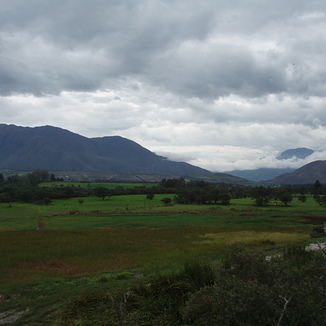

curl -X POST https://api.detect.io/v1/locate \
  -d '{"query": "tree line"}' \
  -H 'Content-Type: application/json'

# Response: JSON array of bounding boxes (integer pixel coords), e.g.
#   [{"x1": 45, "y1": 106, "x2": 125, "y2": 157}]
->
[{"x1": 1, "y1": 172, "x2": 326, "y2": 207}]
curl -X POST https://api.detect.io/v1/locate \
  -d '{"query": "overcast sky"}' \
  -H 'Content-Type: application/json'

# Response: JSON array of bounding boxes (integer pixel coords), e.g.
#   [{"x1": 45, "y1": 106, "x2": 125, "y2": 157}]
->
[{"x1": 1, "y1": 0, "x2": 326, "y2": 172}]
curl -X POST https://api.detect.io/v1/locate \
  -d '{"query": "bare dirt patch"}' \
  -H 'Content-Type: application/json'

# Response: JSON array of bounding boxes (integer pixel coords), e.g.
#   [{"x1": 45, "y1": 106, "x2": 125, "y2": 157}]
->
[{"x1": 0, "y1": 308, "x2": 29, "y2": 324}]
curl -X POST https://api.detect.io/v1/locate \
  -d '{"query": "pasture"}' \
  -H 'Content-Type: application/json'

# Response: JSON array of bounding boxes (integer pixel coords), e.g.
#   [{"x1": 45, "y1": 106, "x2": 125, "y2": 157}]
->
[{"x1": 0, "y1": 191, "x2": 325, "y2": 325}]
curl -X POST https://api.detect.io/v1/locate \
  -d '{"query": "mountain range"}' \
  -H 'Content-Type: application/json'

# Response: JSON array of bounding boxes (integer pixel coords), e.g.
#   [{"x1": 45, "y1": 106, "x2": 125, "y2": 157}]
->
[
  {"x1": 0, "y1": 124, "x2": 211, "y2": 177},
  {"x1": 224, "y1": 168, "x2": 295, "y2": 182},
  {"x1": 226, "y1": 147, "x2": 316, "y2": 182},
  {"x1": 0, "y1": 124, "x2": 325, "y2": 185}
]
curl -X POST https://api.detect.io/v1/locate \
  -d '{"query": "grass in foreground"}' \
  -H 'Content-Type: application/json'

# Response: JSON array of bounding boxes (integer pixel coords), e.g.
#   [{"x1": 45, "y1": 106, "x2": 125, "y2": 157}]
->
[{"x1": 0, "y1": 194, "x2": 325, "y2": 325}]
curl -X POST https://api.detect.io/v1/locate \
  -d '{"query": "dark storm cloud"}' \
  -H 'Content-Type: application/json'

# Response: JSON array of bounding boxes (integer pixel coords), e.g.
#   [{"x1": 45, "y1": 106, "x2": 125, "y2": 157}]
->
[
  {"x1": 0, "y1": 0, "x2": 324, "y2": 100},
  {"x1": 0, "y1": 0, "x2": 218, "y2": 95},
  {"x1": 0, "y1": 0, "x2": 325, "y2": 101},
  {"x1": 0, "y1": 1, "x2": 316, "y2": 97},
  {"x1": 147, "y1": 41, "x2": 288, "y2": 99}
]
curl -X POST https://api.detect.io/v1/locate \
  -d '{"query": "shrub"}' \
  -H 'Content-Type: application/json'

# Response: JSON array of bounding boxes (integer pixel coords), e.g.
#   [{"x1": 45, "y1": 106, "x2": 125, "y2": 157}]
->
[
  {"x1": 183, "y1": 260, "x2": 215, "y2": 289},
  {"x1": 59, "y1": 292, "x2": 114, "y2": 326},
  {"x1": 183, "y1": 279, "x2": 275, "y2": 326},
  {"x1": 183, "y1": 245, "x2": 326, "y2": 326},
  {"x1": 161, "y1": 197, "x2": 172, "y2": 205},
  {"x1": 127, "y1": 261, "x2": 215, "y2": 325},
  {"x1": 221, "y1": 244, "x2": 274, "y2": 285}
]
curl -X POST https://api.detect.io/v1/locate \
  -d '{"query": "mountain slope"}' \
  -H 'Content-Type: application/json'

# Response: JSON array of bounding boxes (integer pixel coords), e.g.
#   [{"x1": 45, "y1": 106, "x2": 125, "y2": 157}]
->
[
  {"x1": 225, "y1": 168, "x2": 295, "y2": 182},
  {"x1": 0, "y1": 124, "x2": 211, "y2": 176},
  {"x1": 271, "y1": 160, "x2": 326, "y2": 184},
  {"x1": 225, "y1": 147, "x2": 314, "y2": 181}
]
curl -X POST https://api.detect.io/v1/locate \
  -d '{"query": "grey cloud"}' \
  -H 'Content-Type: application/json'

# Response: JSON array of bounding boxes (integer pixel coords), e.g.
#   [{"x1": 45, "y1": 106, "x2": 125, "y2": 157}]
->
[
  {"x1": 148, "y1": 42, "x2": 288, "y2": 99},
  {"x1": 0, "y1": 0, "x2": 325, "y2": 101},
  {"x1": 0, "y1": 0, "x2": 218, "y2": 95}
]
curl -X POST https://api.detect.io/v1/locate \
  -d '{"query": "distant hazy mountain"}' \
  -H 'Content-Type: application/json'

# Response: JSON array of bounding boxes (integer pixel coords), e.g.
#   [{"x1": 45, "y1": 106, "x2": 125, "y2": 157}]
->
[
  {"x1": 0, "y1": 124, "x2": 211, "y2": 176},
  {"x1": 225, "y1": 168, "x2": 295, "y2": 182},
  {"x1": 276, "y1": 147, "x2": 314, "y2": 160},
  {"x1": 271, "y1": 160, "x2": 326, "y2": 185},
  {"x1": 225, "y1": 147, "x2": 315, "y2": 182}
]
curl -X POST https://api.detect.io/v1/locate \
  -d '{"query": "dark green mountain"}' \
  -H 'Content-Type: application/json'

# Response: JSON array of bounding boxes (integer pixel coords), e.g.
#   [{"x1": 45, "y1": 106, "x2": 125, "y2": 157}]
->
[
  {"x1": 0, "y1": 124, "x2": 211, "y2": 176},
  {"x1": 271, "y1": 160, "x2": 326, "y2": 185}
]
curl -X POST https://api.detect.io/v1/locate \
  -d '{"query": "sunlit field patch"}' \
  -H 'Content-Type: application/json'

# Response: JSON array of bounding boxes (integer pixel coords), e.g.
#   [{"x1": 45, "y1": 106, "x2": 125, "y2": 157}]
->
[{"x1": 195, "y1": 231, "x2": 309, "y2": 248}]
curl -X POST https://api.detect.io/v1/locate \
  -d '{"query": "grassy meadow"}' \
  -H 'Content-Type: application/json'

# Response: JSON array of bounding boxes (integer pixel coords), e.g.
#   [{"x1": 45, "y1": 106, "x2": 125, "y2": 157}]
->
[{"x1": 0, "y1": 187, "x2": 325, "y2": 325}]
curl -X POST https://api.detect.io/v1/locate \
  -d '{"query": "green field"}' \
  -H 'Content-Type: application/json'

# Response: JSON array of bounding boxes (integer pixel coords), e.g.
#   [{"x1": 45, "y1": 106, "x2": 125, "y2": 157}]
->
[{"x1": 0, "y1": 192, "x2": 325, "y2": 325}]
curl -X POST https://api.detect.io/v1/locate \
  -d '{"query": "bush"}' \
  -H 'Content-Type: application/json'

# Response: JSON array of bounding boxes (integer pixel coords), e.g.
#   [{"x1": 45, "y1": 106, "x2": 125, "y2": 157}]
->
[
  {"x1": 126, "y1": 261, "x2": 215, "y2": 325},
  {"x1": 59, "y1": 246, "x2": 326, "y2": 325},
  {"x1": 221, "y1": 244, "x2": 274, "y2": 285},
  {"x1": 183, "y1": 245, "x2": 326, "y2": 326},
  {"x1": 59, "y1": 292, "x2": 114, "y2": 325},
  {"x1": 183, "y1": 279, "x2": 275, "y2": 325},
  {"x1": 161, "y1": 197, "x2": 172, "y2": 205}
]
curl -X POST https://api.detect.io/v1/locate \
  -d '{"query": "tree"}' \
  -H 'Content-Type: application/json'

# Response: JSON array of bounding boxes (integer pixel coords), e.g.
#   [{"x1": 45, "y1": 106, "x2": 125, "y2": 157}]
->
[
  {"x1": 161, "y1": 197, "x2": 172, "y2": 205},
  {"x1": 93, "y1": 186, "x2": 110, "y2": 200},
  {"x1": 24, "y1": 170, "x2": 50, "y2": 186},
  {"x1": 298, "y1": 194, "x2": 307, "y2": 202},
  {"x1": 0, "y1": 173, "x2": 4, "y2": 183},
  {"x1": 160, "y1": 178, "x2": 185, "y2": 189},
  {"x1": 0, "y1": 193, "x2": 12, "y2": 207},
  {"x1": 314, "y1": 195, "x2": 326, "y2": 206},
  {"x1": 146, "y1": 193, "x2": 154, "y2": 200},
  {"x1": 209, "y1": 188, "x2": 220, "y2": 204},
  {"x1": 276, "y1": 190, "x2": 293, "y2": 206},
  {"x1": 219, "y1": 191, "x2": 231, "y2": 205},
  {"x1": 251, "y1": 186, "x2": 271, "y2": 206}
]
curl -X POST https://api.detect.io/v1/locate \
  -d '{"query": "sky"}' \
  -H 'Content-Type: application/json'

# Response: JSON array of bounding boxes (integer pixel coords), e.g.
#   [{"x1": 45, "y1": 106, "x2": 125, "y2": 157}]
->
[{"x1": 1, "y1": 0, "x2": 326, "y2": 172}]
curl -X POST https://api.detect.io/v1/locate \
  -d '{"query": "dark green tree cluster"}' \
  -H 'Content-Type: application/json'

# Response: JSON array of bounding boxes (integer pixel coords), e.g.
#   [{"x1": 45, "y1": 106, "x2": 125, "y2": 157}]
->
[
  {"x1": 159, "y1": 177, "x2": 186, "y2": 189},
  {"x1": 250, "y1": 186, "x2": 293, "y2": 207},
  {"x1": 4, "y1": 170, "x2": 51, "y2": 186},
  {"x1": 0, "y1": 184, "x2": 91, "y2": 205},
  {"x1": 311, "y1": 181, "x2": 326, "y2": 206},
  {"x1": 0, "y1": 171, "x2": 90, "y2": 204},
  {"x1": 93, "y1": 186, "x2": 111, "y2": 200},
  {"x1": 174, "y1": 187, "x2": 231, "y2": 205},
  {"x1": 168, "y1": 180, "x2": 231, "y2": 205}
]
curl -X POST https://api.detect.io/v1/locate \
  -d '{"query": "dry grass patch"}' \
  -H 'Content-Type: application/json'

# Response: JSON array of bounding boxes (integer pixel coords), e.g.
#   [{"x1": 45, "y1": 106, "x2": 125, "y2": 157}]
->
[{"x1": 195, "y1": 231, "x2": 309, "y2": 248}]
